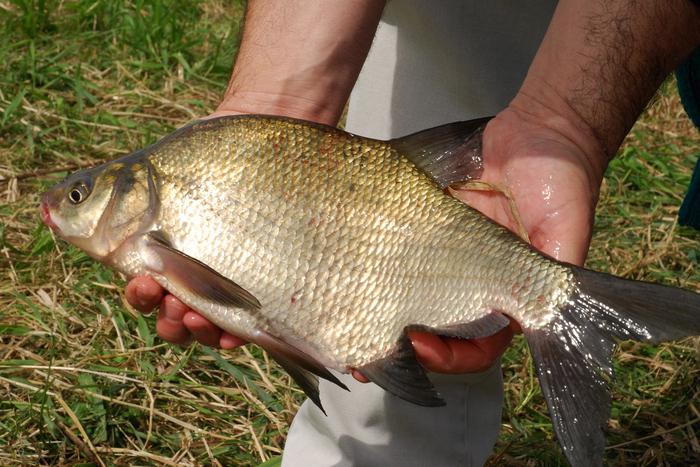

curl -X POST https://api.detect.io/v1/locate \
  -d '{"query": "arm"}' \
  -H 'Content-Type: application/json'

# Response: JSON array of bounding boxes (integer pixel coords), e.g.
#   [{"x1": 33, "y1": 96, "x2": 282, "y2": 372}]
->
[
  {"x1": 522, "y1": 0, "x2": 700, "y2": 164},
  {"x1": 455, "y1": 0, "x2": 700, "y2": 268},
  {"x1": 214, "y1": 0, "x2": 385, "y2": 124},
  {"x1": 417, "y1": 1, "x2": 700, "y2": 373}
]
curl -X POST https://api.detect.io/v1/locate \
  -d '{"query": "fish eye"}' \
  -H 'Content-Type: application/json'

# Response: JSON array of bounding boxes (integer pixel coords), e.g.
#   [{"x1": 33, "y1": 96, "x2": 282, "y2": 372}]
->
[{"x1": 68, "y1": 183, "x2": 90, "y2": 204}]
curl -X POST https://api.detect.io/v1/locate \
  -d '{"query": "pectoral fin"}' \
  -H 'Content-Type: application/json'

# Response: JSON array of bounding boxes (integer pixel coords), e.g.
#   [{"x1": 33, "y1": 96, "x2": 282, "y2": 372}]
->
[{"x1": 146, "y1": 231, "x2": 261, "y2": 310}]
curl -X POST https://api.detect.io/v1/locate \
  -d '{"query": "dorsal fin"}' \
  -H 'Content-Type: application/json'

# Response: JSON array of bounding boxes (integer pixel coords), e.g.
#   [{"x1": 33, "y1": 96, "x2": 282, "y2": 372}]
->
[{"x1": 390, "y1": 117, "x2": 492, "y2": 188}]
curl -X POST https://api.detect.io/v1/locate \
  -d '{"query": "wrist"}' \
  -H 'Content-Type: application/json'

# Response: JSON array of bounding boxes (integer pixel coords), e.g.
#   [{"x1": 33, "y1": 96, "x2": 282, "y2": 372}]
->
[
  {"x1": 216, "y1": 89, "x2": 344, "y2": 126},
  {"x1": 215, "y1": 0, "x2": 385, "y2": 127},
  {"x1": 507, "y1": 85, "x2": 609, "y2": 186}
]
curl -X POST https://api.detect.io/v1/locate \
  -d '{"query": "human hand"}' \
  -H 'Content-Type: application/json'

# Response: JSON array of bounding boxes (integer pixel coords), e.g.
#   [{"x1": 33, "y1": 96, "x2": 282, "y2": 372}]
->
[{"x1": 453, "y1": 105, "x2": 603, "y2": 268}]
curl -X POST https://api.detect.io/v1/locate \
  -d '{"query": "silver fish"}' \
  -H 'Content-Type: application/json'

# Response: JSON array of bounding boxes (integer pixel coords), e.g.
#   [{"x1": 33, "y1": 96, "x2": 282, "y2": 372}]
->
[{"x1": 41, "y1": 115, "x2": 700, "y2": 466}]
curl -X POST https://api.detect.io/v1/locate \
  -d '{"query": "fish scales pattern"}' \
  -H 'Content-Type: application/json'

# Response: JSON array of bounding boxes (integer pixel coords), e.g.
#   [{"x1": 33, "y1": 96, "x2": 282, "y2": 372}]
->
[{"x1": 148, "y1": 117, "x2": 571, "y2": 367}]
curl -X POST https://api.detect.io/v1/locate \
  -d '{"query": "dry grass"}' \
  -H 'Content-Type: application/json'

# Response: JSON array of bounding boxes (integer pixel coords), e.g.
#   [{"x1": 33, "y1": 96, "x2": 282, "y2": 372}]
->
[{"x1": 0, "y1": 1, "x2": 699, "y2": 466}]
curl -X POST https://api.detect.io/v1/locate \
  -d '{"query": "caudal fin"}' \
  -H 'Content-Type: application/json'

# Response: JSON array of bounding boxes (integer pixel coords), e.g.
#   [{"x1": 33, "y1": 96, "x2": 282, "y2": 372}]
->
[{"x1": 522, "y1": 267, "x2": 700, "y2": 466}]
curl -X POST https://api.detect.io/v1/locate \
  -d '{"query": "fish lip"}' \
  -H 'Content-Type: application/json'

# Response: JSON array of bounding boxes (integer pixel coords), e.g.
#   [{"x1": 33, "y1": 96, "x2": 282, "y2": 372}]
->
[{"x1": 40, "y1": 193, "x2": 58, "y2": 231}]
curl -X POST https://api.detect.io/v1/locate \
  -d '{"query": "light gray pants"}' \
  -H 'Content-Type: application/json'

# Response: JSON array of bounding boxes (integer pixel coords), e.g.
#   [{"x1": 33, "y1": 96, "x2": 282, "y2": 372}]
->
[
  {"x1": 283, "y1": 369, "x2": 504, "y2": 467},
  {"x1": 282, "y1": 1, "x2": 556, "y2": 465}
]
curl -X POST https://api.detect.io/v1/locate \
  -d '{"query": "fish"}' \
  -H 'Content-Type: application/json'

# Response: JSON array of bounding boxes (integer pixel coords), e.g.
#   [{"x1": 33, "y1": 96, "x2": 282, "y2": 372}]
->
[{"x1": 40, "y1": 115, "x2": 700, "y2": 466}]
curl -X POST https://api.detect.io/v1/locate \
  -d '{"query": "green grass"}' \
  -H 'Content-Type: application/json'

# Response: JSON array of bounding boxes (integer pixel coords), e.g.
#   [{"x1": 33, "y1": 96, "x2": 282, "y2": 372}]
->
[{"x1": 1, "y1": 1, "x2": 699, "y2": 465}]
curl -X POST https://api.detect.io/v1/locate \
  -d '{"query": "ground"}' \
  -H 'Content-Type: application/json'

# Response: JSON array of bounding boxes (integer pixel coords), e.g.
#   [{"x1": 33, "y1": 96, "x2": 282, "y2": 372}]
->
[{"x1": 0, "y1": 1, "x2": 698, "y2": 466}]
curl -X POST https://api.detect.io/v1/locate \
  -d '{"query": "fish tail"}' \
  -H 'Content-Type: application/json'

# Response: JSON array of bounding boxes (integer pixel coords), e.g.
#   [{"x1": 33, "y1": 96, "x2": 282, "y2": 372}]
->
[{"x1": 522, "y1": 266, "x2": 700, "y2": 466}]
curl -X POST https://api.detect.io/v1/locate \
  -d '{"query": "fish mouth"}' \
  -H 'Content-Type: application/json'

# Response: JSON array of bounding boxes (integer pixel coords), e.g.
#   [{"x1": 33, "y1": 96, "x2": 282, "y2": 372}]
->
[{"x1": 40, "y1": 194, "x2": 58, "y2": 231}]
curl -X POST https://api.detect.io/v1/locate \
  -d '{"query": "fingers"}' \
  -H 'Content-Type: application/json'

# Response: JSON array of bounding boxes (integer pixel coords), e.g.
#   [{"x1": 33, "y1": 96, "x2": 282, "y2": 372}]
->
[
  {"x1": 125, "y1": 276, "x2": 165, "y2": 313},
  {"x1": 182, "y1": 311, "x2": 222, "y2": 347},
  {"x1": 220, "y1": 332, "x2": 247, "y2": 350},
  {"x1": 180, "y1": 312, "x2": 248, "y2": 349},
  {"x1": 408, "y1": 326, "x2": 514, "y2": 374},
  {"x1": 127, "y1": 275, "x2": 248, "y2": 349},
  {"x1": 129, "y1": 274, "x2": 515, "y2": 378},
  {"x1": 157, "y1": 299, "x2": 248, "y2": 348},
  {"x1": 507, "y1": 316, "x2": 522, "y2": 334},
  {"x1": 352, "y1": 370, "x2": 370, "y2": 383},
  {"x1": 351, "y1": 323, "x2": 518, "y2": 383},
  {"x1": 156, "y1": 295, "x2": 193, "y2": 346}
]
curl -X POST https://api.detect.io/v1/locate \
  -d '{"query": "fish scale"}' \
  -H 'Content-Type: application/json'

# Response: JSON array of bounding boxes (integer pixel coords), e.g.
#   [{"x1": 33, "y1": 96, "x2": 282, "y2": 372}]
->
[{"x1": 42, "y1": 115, "x2": 700, "y2": 466}]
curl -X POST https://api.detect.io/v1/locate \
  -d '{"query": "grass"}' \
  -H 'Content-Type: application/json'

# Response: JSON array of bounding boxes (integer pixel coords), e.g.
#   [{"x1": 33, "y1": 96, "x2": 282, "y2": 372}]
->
[{"x1": 0, "y1": 1, "x2": 698, "y2": 465}]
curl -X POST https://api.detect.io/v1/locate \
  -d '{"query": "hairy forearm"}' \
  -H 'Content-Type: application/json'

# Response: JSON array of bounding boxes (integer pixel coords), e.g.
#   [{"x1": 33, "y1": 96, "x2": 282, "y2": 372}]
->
[
  {"x1": 217, "y1": 0, "x2": 385, "y2": 125},
  {"x1": 514, "y1": 0, "x2": 700, "y2": 177}
]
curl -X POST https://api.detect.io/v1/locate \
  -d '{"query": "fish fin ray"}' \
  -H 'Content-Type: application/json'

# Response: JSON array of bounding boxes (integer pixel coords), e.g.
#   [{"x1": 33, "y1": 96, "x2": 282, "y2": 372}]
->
[
  {"x1": 255, "y1": 331, "x2": 348, "y2": 392},
  {"x1": 146, "y1": 231, "x2": 261, "y2": 310},
  {"x1": 358, "y1": 332, "x2": 444, "y2": 407},
  {"x1": 571, "y1": 267, "x2": 700, "y2": 342},
  {"x1": 390, "y1": 117, "x2": 492, "y2": 188},
  {"x1": 429, "y1": 311, "x2": 510, "y2": 339},
  {"x1": 524, "y1": 322, "x2": 613, "y2": 467},
  {"x1": 269, "y1": 353, "x2": 326, "y2": 414},
  {"x1": 524, "y1": 266, "x2": 700, "y2": 466}
]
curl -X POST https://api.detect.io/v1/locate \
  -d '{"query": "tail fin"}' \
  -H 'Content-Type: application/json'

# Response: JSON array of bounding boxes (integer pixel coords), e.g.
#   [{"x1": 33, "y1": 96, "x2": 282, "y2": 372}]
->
[{"x1": 522, "y1": 267, "x2": 700, "y2": 466}]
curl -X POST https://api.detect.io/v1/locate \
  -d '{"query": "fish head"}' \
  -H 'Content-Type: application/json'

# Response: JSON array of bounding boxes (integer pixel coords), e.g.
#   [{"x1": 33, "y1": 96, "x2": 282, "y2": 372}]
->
[{"x1": 41, "y1": 156, "x2": 157, "y2": 261}]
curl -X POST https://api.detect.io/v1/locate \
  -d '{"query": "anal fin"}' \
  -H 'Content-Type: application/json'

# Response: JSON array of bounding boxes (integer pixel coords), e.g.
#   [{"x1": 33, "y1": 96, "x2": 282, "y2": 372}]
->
[{"x1": 358, "y1": 332, "x2": 444, "y2": 407}]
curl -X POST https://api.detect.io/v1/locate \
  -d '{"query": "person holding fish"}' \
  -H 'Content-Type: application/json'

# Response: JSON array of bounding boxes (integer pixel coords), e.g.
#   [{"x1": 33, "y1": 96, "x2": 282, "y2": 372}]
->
[{"x1": 107, "y1": 0, "x2": 700, "y2": 465}]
